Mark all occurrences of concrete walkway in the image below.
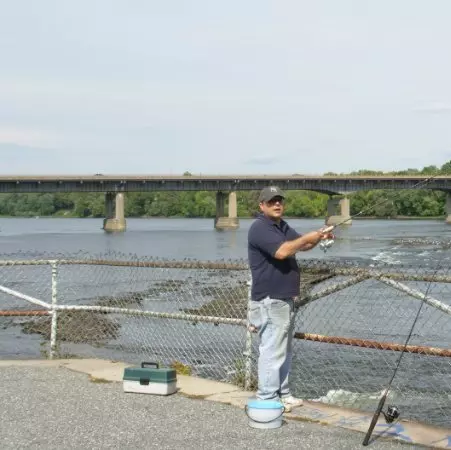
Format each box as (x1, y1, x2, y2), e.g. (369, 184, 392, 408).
(0, 359, 448, 449)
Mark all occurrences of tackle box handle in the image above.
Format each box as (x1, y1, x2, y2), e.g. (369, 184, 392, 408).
(141, 362, 159, 369)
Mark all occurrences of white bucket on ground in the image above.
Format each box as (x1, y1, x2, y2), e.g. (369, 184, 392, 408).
(245, 399, 285, 429)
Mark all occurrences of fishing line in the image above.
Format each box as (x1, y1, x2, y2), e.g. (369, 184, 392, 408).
(319, 175, 438, 251)
(362, 253, 444, 446)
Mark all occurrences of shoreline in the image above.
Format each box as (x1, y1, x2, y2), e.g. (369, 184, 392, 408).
(0, 215, 446, 221)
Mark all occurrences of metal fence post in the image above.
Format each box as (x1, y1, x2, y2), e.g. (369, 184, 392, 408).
(49, 260, 58, 359)
(244, 273, 253, 390)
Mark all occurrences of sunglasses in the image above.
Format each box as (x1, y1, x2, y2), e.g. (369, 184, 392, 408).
(266, 196, 284, 205)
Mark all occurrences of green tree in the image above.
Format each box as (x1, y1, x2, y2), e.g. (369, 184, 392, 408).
(440, 161, 451, 174)
(421, 165, 439, 175)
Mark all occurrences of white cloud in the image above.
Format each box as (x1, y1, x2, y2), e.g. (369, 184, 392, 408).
(0, 127, 62, 148)
(413, 102, 451, 114)
(244, 156, 279, 166)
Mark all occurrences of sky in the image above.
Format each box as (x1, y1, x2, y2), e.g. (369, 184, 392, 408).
(1, 0, 451, 175)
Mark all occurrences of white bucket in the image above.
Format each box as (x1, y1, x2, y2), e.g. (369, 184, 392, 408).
(245, 399, 285, 429)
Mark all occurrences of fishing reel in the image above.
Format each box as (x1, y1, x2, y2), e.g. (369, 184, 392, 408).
(319, 225, 335, 253)
(319, 238, 335, 253)
(318, 225, 336, 253)
(382, 405, 400, 423)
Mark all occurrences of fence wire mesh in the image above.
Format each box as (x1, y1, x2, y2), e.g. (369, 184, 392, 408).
(1, 250, 451, 428)
(0, 251, 251, 385)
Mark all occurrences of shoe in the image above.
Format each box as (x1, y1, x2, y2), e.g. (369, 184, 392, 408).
(281, 395, 303, 412)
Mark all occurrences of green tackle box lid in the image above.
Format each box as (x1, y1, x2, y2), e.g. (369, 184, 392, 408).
(123, 362, 177, 384)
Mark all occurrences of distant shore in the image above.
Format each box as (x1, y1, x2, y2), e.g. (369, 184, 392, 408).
(349, 215, 445, 221)
(0, 215, 446, 221)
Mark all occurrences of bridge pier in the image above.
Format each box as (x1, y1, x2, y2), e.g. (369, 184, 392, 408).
(103, 192, 126, 232)
(446, 193, 451, 224)
(215, 191, 239, 230)
(326, 196, 352, 226)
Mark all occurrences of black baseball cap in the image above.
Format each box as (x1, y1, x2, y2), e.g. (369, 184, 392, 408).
(258, 186, 285, 203)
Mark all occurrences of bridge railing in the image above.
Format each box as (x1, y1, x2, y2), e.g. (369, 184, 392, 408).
(0, 251, 451, 429)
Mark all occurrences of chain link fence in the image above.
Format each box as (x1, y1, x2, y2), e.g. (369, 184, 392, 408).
(1, 250, 451, 427)
(0, 251, 251, 385)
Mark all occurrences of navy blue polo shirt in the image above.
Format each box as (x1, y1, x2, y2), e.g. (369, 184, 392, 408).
(248, 214, 301, 301)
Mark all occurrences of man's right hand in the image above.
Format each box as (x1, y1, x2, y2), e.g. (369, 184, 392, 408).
(275, 226, 335, 258)
(317, 225, 335, 241)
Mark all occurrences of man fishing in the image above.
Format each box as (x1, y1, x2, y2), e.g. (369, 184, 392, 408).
(247, 186, 334, 411)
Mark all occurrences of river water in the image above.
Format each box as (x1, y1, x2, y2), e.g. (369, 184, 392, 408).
(1, 217, 451, 426)
(1, 216, 451, 263)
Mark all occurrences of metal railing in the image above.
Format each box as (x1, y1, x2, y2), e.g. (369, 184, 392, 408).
(1, 251, 451, 428)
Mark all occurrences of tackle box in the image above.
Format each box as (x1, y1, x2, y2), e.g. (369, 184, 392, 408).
(123, 362, 177, 396)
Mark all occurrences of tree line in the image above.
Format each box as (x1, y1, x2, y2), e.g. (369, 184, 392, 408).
(1, 162, 450, 219)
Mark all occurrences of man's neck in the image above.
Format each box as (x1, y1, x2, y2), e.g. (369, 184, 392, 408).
(263, 213, 281, 225)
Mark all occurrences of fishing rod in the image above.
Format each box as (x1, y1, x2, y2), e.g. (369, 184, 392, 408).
(361, 254, 443, 445)
(319, 175, 438, 252)
(312, 173, 444, 444)
(359, 174, 445, 444)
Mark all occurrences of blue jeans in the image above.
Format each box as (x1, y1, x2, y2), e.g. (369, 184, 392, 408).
(248, 297, 297, 400)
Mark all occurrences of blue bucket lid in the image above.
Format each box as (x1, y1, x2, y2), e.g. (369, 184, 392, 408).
(247, 400, 283, 409)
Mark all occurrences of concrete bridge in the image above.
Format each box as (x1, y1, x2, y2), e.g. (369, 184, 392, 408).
(1, 174, 451, 231)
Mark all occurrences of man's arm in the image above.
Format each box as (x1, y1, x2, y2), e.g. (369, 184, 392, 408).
(274, 227, 333, 259)
(298, 241, 318, 252)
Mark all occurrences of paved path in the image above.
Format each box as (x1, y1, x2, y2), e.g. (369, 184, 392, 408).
(0, 363, 425, 450)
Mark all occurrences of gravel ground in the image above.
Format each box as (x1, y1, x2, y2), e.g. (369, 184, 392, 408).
(0, 366, 424, 450)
